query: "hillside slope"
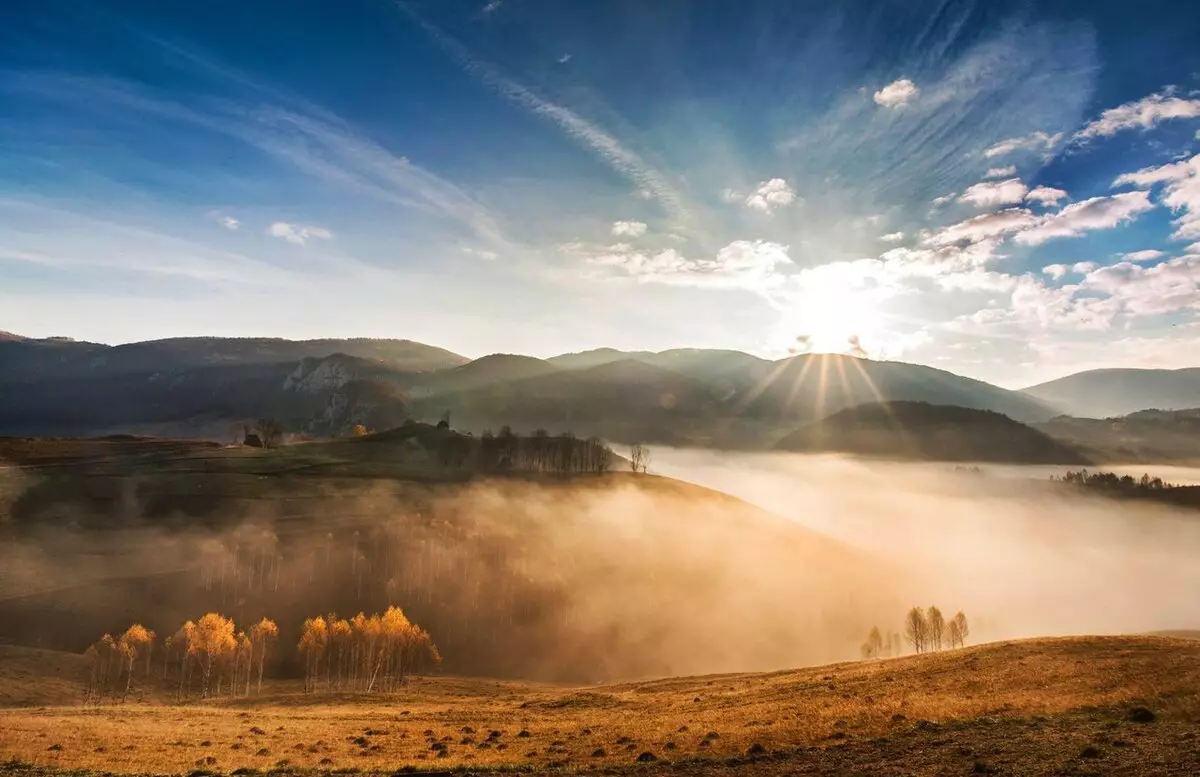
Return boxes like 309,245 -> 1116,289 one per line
1023,367 -> 1200,418
1037,408 -> 1200,463
776,401 -> 1089,463
1,637 -> 1198,776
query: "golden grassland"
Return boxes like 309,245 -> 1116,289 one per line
2,636 -> 1199,776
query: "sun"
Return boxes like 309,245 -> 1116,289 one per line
776,285 -> 886,357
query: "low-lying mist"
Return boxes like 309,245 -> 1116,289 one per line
650,448 -> 1200,642
2,451 -> 1198,683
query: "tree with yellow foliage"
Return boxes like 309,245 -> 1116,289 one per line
116,624 -> 155,700
189,613 -> 236,698
298,615 -> 329,693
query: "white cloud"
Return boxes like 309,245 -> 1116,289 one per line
879,232 -> 905,242
873,79 -> 919,108
1123,249 -> 1165,263
744,178 -> 798,212
1025,186 -> 1068,206
1080,256 -> 1200,316
1015,191 -> 1154,245
931,193 -> 956,207
1075,89 -> 1200,139
558,54 -> 572,64
482,0 -> 502,13
984,166 -> 1017,179
1042,264 -> 1069,280
1114,153 -> 1200,242
928,208 -> 1041,246
984,131 -> 1061,158
959,178 -> 1030,208
583,239 -> 792,290
720,188 -> 742,203
217,215 -> 240,230
462,246 -> 498,260
267,221 -> 333,245
611,220 -> 648,238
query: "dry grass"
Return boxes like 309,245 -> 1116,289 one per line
1,635 -> 1198,775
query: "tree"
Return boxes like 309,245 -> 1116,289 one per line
116,624 -> 155,699
189,613 -> 237,698
904,607 -> 929,653
867,626 -> 884,658
630,443 -> 649,474
256,418 -> 284,448
249,618 -> 279,694
927,606 -> 945,651
947,619 -> 962,649
952,611 -> 969,647
351,424 -> 370,437
298,616 -> 329,693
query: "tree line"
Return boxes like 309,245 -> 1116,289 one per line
437,425 -> 616,475
84,605 -> 437,703
1055,470 -> 1175,491
298,606 -> 439,693
861,607 -> 969,659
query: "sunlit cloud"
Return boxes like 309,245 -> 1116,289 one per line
1123,249 -> 1165,262
984,131 -> 1061,158
1114,153 -> 1200,241
959,178 -> 1030,208
1014,191 -> 1154,245
984,166 -> 1017,180
268,221 -> 333,245
744,178 -> 798,212
1025,186 -> 1068,206
1075,88 -> 1200,139
873,78 -> 919,108
612,220 -> 648,238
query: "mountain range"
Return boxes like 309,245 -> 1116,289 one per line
1,335 -> 1198,455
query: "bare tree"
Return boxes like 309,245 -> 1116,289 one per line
256,418 -> 284,448
927,606 -> 945,651
904,606 -> 929,653
952,611 -> 969,647
630,443 -> 648,473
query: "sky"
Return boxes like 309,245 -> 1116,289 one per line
2,0 -> 1200,388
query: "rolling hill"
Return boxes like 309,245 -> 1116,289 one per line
1035,407 -> 1200,463
775,401 -> 1090,464
7,334 -> 1186,453
1023,367 -> 1200,418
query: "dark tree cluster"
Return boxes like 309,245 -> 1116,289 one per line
438,426 -> 614,475
1055,469 -> 1174,491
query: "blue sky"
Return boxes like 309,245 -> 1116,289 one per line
2,0 -> 1199,387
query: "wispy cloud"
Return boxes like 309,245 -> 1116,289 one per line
959,178 -> 1029,208
578,239 -> 791,291
268,221 -> 333,245
1113,153 -> 1200,241
873,78 -> 919,108
984,131 -> 1061,158
217,215 -> 240,230
1075,88 -> 1200,139
1015,191 -> 1154,244
397,3 -> 688,221
1122,249 -> 1165,262
879,231 -> 905,242
1025,186 -> 1067,206
984,166 -> 1017,179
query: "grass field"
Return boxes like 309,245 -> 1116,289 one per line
1,636 -> 1198,776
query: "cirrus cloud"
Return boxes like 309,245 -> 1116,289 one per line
267,221 -> 333,245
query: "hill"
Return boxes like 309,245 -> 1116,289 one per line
1,636 -> 1197,775
1023,367 -> 1200,418
1036,408 -> 1200,463
0,435 -> 892,681
776,401 -> 1089,463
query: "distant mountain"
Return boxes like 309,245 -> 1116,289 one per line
776,401 -> 1089,464
0,336 -> 1100,452
1037,407 -> 1200,463
735,354 -> 1055,424
1022,368 -> 1200,418
0,335 -> 466,383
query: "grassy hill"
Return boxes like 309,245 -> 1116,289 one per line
1023,367 -> 1200,418
776,401 -> 1090,464
0,434 -> 894,681
1036,408 -> 1200,463
1,636 -> 1197,775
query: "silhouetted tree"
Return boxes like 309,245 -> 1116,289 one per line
256,418 -> 284,448
630,443 -> 648,473
927,606 -> 945,651
904,606 -> 929,653
952,611 -> 969,647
